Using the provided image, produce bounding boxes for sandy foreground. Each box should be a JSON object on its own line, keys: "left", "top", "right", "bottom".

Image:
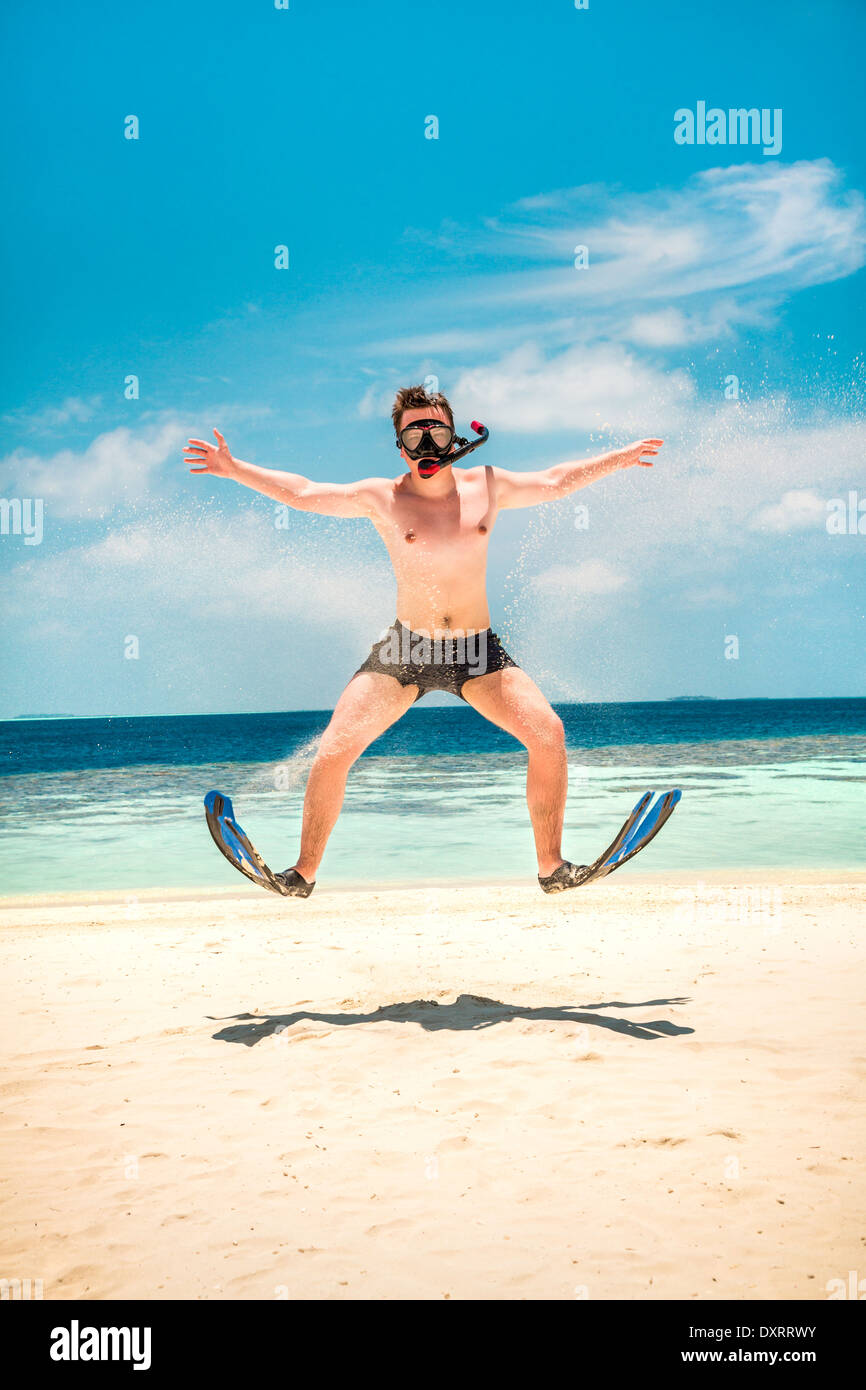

{"left": 1, "top": 872, "right": 864, "bottom": 1302}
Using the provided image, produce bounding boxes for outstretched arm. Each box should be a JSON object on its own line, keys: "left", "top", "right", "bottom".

{"left": 184, "top": 429, "right": 383, "bottom": 518}
{"left": 494, "top": 438, "right": 664, "bottom": 510}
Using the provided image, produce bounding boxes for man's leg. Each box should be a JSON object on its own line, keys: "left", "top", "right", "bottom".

{"left": 292, "top": 672, "right": 418, "bottom": 881}
{"left": 461, "top": 666, "right": 567, "bottom": 878}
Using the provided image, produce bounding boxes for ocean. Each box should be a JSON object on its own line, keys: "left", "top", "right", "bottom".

{"left": 1, "top": 698, "right": 864, "bottom": 895}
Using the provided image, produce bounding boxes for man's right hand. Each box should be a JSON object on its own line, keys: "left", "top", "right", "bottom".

{"left": 184, "top": 428, "right": 237, "bottom": 478}
{"left": 184, "top": 433, "right": 384, "bottom": 518}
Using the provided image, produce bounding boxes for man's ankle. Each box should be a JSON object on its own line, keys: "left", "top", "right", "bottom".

{"left": 538, "top": 857, "right": 565, "bottom": 879}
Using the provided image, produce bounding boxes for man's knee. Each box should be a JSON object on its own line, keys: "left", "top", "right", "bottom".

{"left": 520, "top": 707, "right": 565, "bottom": 753}
{"left": 312, "top": 676, "right": 413, "bottom": 771}
{"left": 316, "top": 703, "right": 396, "bottom": 767}
{"left": 315, "top": 723, "right": 368, "bottom": 769}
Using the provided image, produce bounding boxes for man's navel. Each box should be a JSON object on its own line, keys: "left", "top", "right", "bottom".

{"left": 404, "top": 530, "right": 416, "bottom": 543}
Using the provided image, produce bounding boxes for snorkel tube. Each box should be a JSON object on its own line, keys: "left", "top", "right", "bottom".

{"left": 450, "top": 421, "right": 489, "bottom": 464}
{"left": 415, "top": 421, "right": 490, "bottom": 479}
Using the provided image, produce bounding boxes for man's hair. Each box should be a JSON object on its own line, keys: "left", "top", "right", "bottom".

{"left": 391, "top": 384, "right": 455, "bottom": 436}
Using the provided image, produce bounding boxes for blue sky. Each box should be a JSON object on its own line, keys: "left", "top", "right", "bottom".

{"left": 1, "top": 0, "right": 864, "bottom": 716}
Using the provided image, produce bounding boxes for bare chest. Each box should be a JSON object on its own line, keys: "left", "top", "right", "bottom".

{"left": 376, "top": 476, "right": 496, "bottom": 554}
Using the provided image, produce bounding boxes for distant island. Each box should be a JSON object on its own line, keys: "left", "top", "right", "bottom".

{"left": 12, "top": 713, "right": 80, "bottom": 720}
{"left": 666, "top": 696, "right": 719, "bottom": 702}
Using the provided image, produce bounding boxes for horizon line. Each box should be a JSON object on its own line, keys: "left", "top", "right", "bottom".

{"left": 4, "top": 692, "right": 866, "bottom": 724}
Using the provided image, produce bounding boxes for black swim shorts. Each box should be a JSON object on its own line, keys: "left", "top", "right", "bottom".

{"left": 354, "top": 619, "right": 518, "bottom": 701}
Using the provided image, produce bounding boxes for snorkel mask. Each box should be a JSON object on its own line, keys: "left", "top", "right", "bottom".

{"left": 396, "top": 418, "right": 489, "bottom": 479}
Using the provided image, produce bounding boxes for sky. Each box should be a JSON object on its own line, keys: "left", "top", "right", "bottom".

{"left": 1, "top": 0, "right": 864, "bottom": 716}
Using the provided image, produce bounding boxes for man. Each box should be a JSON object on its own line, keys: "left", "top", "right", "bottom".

{"left": 186, "top": 385, "right": 663, "bottom": 895}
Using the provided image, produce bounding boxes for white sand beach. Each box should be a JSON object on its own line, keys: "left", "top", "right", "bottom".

{"left": 1, "top": 872, "right": 864, "bottom": 1301}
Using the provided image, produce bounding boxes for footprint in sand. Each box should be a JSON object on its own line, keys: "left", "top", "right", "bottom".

{"left": 618, "top": 1136, "right": 689, "bottom": 1148}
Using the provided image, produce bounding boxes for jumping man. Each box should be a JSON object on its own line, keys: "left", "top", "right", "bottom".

{"left": 186, "top": 385, "right": 667, "bottom": 896}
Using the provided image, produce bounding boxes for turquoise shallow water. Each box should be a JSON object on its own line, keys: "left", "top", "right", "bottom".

{"left": 1, "top": 711, "right": 864, "bottom": 894}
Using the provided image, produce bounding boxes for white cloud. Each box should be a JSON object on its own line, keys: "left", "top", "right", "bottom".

{"left": 1, "top": 403, "right": 279, "bottom": 520}
{"left": 358, "top": 383, "right": 395, "bottom": 421}
{"left": 1, "top": 509, "right": 398, "bottom": 714}
{"left": 624, "top": 309, "right": 692, "bottom": 347}
{"left": 692, "top": 414, "right": 866, "bottom": 497}
{"left": 1, "top": 421, "right": 184, "bottom": 520}
{"left": 531, "top": 559, "right": 629, "bottom": 596}
{"left": 6, "top": 510, "right": 395, "bottom": 643}
{"left": 452, "top": 341, "right": 694, "bottom": 432}
{"left": 748, "top": 488, "right": 829, "bottom": 533}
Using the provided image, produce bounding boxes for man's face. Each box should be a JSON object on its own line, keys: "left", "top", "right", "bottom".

{"left": 397, "top": 405, "right": 455, "bottom": 480}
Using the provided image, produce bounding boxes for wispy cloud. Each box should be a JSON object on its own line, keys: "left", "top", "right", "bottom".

{"left": 0, "top": 396, "right": 103, "bottom": 433}
{"left": 367, "top": 160, "right": 865, "bottom": 369}
{"left": 355, "top": 160, "right": 866, "bottom": 440}
{"left": 462, "top": 160, "right": 866, "bottom": 319}
{"left": 682, "top": 584, "right": 739, "bottom": 607}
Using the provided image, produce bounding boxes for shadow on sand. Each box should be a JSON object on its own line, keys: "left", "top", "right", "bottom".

{"left": 208, "top": 993, "right": 694, "bottom": 1046}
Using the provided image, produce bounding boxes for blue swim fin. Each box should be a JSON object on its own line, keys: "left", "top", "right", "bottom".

{"left": 538, "top": 789, "right": 681, "bottom": 892}
{"left": 588, "top": 790, "right": 653, "bottom": 867}
{"left": 204, "top": 790, "right": 289, "bottom": 896}
{"left": 584, "top": 789, "right": 682, "bottom": 882}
